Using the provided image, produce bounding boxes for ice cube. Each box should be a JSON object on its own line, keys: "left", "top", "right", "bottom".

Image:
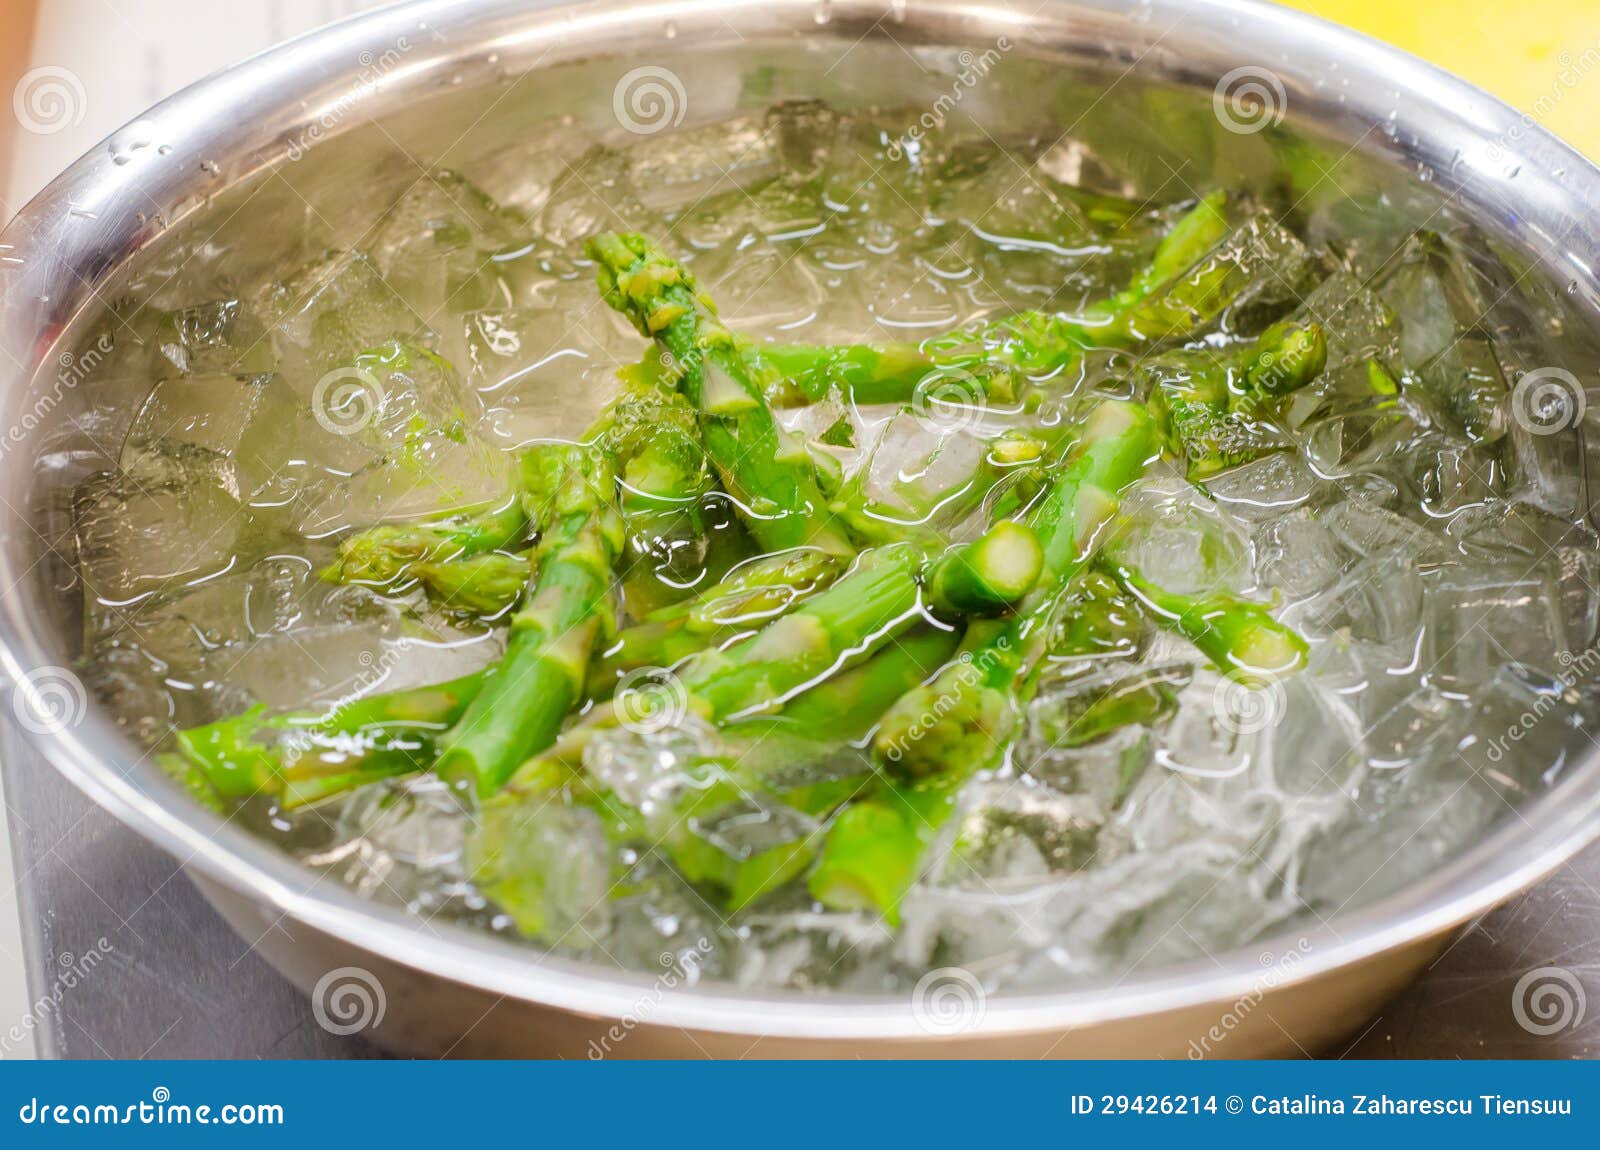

{"left": 1018, "top": 722, "right": 1155, "bottom": 812}
{"left": 471, "top": 798, "right": 614, "bottom": 947}
{"left": 733, "top": 910, "right": 894, "bottom": 991}
{"left": 537, "top": 146, "right": 656, "bottom": 247}
{"left": 1422, "top": 565, "right": 1566, "bottom": 684}
{"left": 316, "top": 776, "right": 471, "bottom": 912}
{"left": 1032, "top": 840, "right": 1293, "bottom": 978}
{"left": 1291, "top": 556, "right": 1424, "bottom": 646}
{"left": 261, "top": 250, "right": 426, "bottom": 372}
{"left": 581, "top": 715, "right": 724, "bottom": 822}
{"left": 1455, "top": 663, "right": 1589, "bottom": 798}
{"left": 1256, "top": 508, "right": 1347, "bottom": 599}
{"left": 366, "top": 169, "right": 531, "bottom": 320}
{"left": 1319, "top": 497, "right": 1448, "bottom": 563}
{"left": 1115, "top": 477, "right": 1252, "bottom": 595}
{"left": 601, "top": 856, "right": 730, "bottom": 981}
{"left": 932, "top": 778, "right": 1111, "bottom": 887}
{"left": 1148, "top": 671, "right": 1271, "bottom": 784}
{"left": 625, "top": 114, "right": 779, "bottom": 212}
{"left": 1268, "top": 674, "right": 1367, "bottom": 797}
{"left": 289, "top": 343, "right": 506, "bottom": 533}
{"left": 860, "top": 411, "right": 991, "bottom": 524}
{"left": 1203, "top": 452, "right": 1323, "bottom": 520}
{"left": 74, "top": 460, "right": 244, "bottom": 604}
{"left": 121, "top": 371, "right": 350, "bottom": 507}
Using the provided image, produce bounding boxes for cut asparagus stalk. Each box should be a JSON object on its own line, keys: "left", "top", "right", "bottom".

{"left": 324, "top": 496, "right": 530, "bottom": 586}
{"left": 1101, "top": 558, "right": 1309, "bottom": 683}
{"left": 587, "top": 232, "right": 855, "bottom": 556}
{"left": 924, "top": 520, "right": 1044, "bottom": 616}
{"left": 808, "top": 773, "right": 964, "bottom": 926}
{"left": 435, "top": 443, "right": 624, "bottom": 796}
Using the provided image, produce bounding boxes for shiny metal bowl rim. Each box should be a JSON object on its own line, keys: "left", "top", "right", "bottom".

{"left": 4, "top": 0, "right": 1600, "bottom": 1041}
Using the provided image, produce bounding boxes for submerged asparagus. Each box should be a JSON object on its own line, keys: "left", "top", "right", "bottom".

{"left": 166, "top": 671, "right": 486, "bottom": 809}
{"left": 589, "top": 547, "right": 847, "bottom": 692}
{"left": 754, "top": 192, "right": 1233, "bottom": 407}
{"left": 1151, "top": 319, "right": 1328, "bottom": 481}
{"left": 811, "top": 400, "right": 1163, "bottom": 920}
{"left": 434, "top": 444, "right": 624, "bottom": 796}
{"left": 588, "top": 232, "right": 855, "bottom": 556}
{"left": 1102, "top": 558, "right": 1308, "bottom": 683}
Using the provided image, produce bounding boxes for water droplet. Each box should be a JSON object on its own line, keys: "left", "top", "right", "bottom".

{"left": 814, "top": 0, "right": 833, "bottom": 25}
{"left": 108, "top": 120, "right": 158, "bottom": 165}
{"left": 1505, "top": 164, "right": 1521, "bottom": 179}
{"left": 663, "top": 19, "right": 677, "bottom": 38}
{"left": 157, "top": 144, "right": 172, "bottom": 156}
{"left": 200, "top": 159, "right": 220, "bottom": 176}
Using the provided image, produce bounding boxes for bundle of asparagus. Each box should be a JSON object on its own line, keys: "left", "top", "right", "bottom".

{"left": 162, "top": 190, "right": 1329, "bottom": 943}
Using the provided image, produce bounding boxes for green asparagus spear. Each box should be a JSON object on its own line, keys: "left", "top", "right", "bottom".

{"left": 678, "top": 543, "right": 926, "bottom": 721}
{"left": 587, "top": 232, "right": 855, "bottom": 556}
{"left": 923, "top": 520, "right": 1044, "bottom": 616}
{"left": 323, "top": 496, "right": 530, "bottom": 586}
{"left": 435, "top": 443, "right": 624, "bottom": 796}
{"left": 589, "top": 547, "right": 846, "bottom": 692}
{"left": 1101, "top": 559, "right": 1308, "bottom": 683}
{"left": 813, "top": 401, "right": 1162, "bottom": 919}
{"left": 753, "top": 192, "right": 1233, "bottom": 406}
{"left": 413, "top": 551, "right": 531, "bottom": 615}
{"left": 167, "top": 670, "right": 486, "bottom": 809}
{"left": 1151, "top": 319, "right": 1328, "bottom": 481}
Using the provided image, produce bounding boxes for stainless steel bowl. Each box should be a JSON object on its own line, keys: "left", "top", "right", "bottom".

{"left": 5, "top": 0, "right": 1600, "bottom": 1058}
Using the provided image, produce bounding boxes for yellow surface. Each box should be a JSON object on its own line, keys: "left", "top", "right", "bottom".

{"left": 1279, "top": 0, "right": 1600, "bottom": 157}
